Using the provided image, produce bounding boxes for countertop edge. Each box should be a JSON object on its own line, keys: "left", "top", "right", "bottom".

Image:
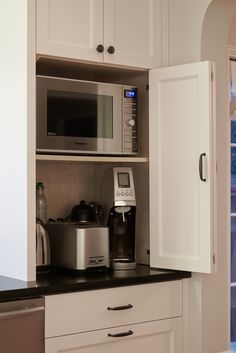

{"left": 0, "top": 268, "right": 191, "bottom": 301}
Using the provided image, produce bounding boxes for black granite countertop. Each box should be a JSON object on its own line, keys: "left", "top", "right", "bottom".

{"left": 0, "top": 265, "right": 191, "bottom": 301}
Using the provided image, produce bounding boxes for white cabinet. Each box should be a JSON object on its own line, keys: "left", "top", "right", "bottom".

{"left": 37, "top": 0, "right": 161, "bottom": 69}
{"left": 102, "top": 0, "right": 161, "bottom": 68}
{"left": 45, "top": 281, "right": 183, "bottom": 353}
{"left": 35, "top": 60, "right": 217, "bottom": 275}
{"left": 149, "top": 61, "right": 216, "bottom": 273}
{"left": 37, "top": 0, "right": 103, "bottom": 63}
{"left": 45, "top": 318, "right": 182, "bottom": 353}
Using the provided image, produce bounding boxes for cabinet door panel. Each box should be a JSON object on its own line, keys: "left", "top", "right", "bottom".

{"left": 149, "top": 61, "right": 216, "bottom": 273}
{"left": 45, "top": 318, "right": 182, "bottom": 353}
{"left": 37, "top": 0, "right": 103, "bottom": 62}
{"left": 104, "top": 0, "right": 161, "bottom": 69}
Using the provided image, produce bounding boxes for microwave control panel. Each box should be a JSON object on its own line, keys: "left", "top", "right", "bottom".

{"left": 122, "top": 86, "right": 138, "bottom": 154}
{"left": 113, "top": 167, "right": 136, "bottom": 207}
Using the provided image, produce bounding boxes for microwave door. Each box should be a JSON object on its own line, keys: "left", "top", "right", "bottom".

{"left": 37, "top": 76, "right": 123, "bottom": 155}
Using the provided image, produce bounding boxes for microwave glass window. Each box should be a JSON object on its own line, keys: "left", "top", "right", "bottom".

{"left": 118, "top": 172, "right": 130, "bottom": 188}
{"left": 47, "top": 90, "right": 113, "bottom": 138}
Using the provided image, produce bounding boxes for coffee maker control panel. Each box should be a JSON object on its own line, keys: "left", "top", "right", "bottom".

{"left": 113, "top": 167, "right": 136, "bottom": 206}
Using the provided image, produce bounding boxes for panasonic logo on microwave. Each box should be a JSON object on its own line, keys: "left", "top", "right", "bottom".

{"left": 75, "top": 142, "right": 88, "bottom": 146}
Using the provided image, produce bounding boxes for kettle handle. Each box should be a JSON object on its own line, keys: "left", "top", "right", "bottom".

{"left": 36, "top": 223, "right": 50, "bottom": 265}
{"left": 36, "top": 223, "right": 43, "bottom": 265}
{"left": 41, "top": 227, "right": 50, "bottom": 264}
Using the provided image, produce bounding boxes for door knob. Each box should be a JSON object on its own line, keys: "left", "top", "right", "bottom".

{"left": 96, "top": 44, "right": 104, "bottom": 53}
{"left": 107, "top": 45, "right": 115, "bottom": 54}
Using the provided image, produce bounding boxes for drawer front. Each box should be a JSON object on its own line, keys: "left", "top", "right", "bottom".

{"left": 45, "top": 317, "right": 183, "bottom": 353}
{"left": 45, "top": 281, "right": 182, "bottom": 338}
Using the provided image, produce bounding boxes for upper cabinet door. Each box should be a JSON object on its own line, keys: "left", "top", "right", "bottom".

{"left": 36, "top": 0, "right": 162, "bottom": 69}
{"left": 149, "top": 61, "right": 216, "bottom": 273}
{"left": 37, "top": 0, "right": 104, "bottom": 62}
{"left": 103, "top": 0, "right": 161, "bottom": 69}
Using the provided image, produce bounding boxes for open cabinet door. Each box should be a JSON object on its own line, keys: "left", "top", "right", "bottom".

{"left": 149, "top": 61, "right": 216, "bottom": 273}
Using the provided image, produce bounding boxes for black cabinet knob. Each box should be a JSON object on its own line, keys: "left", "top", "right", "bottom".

{"left": 96, "top": 44, "right": 104, "bottom": 53}
{"left": 107, "top": 45, "right": 115, "bottom": 54}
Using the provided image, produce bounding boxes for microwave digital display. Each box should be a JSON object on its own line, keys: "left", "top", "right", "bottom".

{"left": 124, "top": 90, "right": 137, "bottom": 99}
{"left": 47, "top": 90, "right": 113, "bottom": 139}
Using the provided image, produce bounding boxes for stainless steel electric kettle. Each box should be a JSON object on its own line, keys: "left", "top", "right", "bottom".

{"left": 36, "top": 219, "right": 51, "bottom": 267}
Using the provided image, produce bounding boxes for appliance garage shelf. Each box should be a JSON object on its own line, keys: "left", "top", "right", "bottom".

{"left": 36, "top": 154, "right": 149, "bottom": 163}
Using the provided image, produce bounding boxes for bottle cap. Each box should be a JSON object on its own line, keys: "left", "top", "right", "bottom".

{"left": 36, "top": 182, "right": 44, "bottom": 190}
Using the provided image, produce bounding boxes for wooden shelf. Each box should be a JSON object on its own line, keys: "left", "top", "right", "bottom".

{"left": 36, "top": 154, "right": 149, "bottom": 163}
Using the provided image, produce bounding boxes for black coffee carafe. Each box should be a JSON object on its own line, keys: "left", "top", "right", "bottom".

{"left": 108, "top": 206, "right": 136, "bottom": 269}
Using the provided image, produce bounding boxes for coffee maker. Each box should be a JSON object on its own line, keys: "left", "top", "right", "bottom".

{"left": 107, "top": 167, "right": 136, "bottom": 270}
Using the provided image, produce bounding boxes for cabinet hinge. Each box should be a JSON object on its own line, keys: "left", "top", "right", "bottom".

{"left": 213, "top": 253, "right": 216, "bottom": 265}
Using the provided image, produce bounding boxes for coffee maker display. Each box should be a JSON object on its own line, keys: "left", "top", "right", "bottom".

{"left": 107, "top": 167, "right": 136, "bottom": 270}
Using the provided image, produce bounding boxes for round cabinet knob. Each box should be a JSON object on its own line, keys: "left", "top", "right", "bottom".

{"left": 96, "top": 44, "right": 104, "bottom": 53}
{"left": 107, "top": 45, "right": 115, "bottom": 54}
{"left": 127, "top": 119, "right": 135, "bottom": 127}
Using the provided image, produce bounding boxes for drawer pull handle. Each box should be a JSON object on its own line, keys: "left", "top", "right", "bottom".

{"left": 107, "top": 304, "right": 133, "bottom": 311}
{"left": 108, "top": 330, "right": 134, "bottom": 338}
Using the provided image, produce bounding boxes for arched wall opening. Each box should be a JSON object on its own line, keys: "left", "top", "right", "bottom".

{"left": 200, "top": 1, "right": 236, "bottom": 351}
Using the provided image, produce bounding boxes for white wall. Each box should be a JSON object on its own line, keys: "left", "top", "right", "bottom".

{"left": 0, "top": 0, "right": 36, "bottom": 280}
{"left": 228, "top": 12, "right": 236, "bottom": 47}
{"left": 167, "top": 0, "right": 236, "bottom": 352}
{"left": 167, "top": 0, "right": 211, "bottom": 66}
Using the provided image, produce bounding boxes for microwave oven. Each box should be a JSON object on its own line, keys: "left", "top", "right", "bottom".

{"left": 36, "top": 75, "right": 138, "bottom": 155}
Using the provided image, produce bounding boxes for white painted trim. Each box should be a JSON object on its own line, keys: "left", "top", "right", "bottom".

{"left": 36, "top": 155, "right": 148, "bottom": 163}
{"left": 182, "top": 279, "right": 190, "bottom": 353}
{"left": 161, "top": 0, "right": 169, "bottom": 67}
{"left": 228, "top": 45, "right": 235, "bottom": 350}
{"left": 27, "top": 0, "right": 36, "bottom": 281}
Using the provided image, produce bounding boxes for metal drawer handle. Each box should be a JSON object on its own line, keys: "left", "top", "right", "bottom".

{"left": 108, "top": 330, "right": 134, "bottom": 338}
{"left": 199, "top": 153, "right": 207, "bottom": 182}
{"left": 107, "top": 304, "right": 133, "bottom": 311}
